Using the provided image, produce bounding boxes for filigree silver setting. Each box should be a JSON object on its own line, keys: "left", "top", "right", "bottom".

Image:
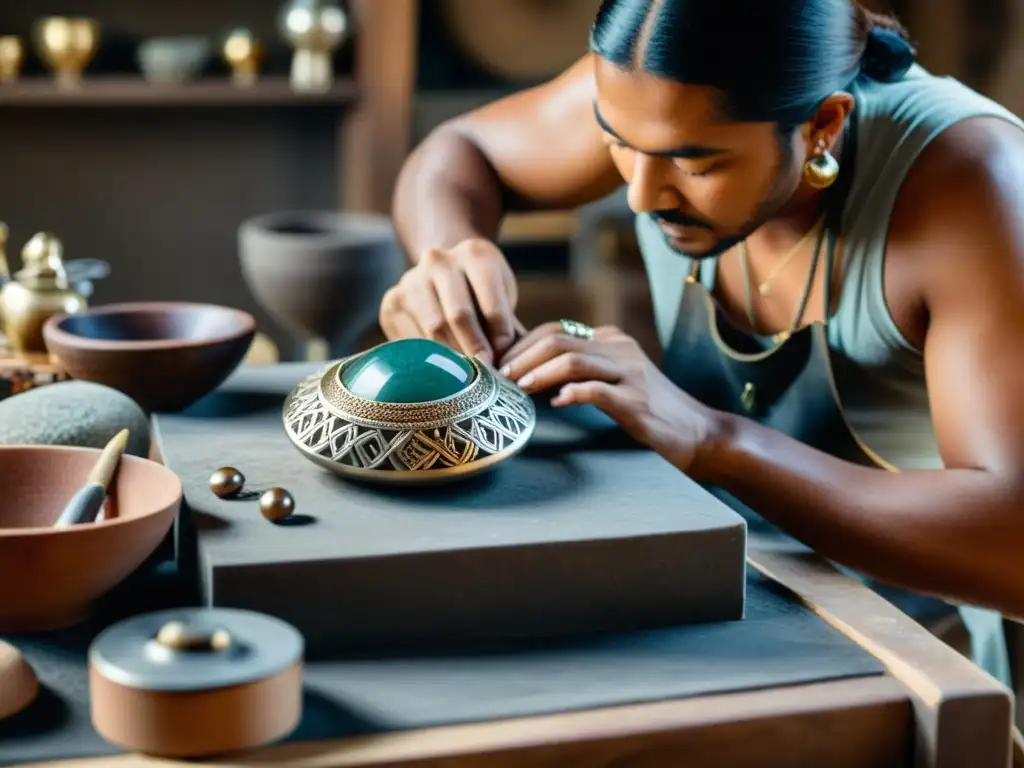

{"left": 282, "top": 353, "right": 536, "bottom": 484}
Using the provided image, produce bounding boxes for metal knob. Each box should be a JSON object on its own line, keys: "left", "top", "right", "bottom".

{"left": 156, "top": 621, "right": 232, "bottom": 652}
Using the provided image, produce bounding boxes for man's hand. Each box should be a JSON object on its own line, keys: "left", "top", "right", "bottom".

{"left": 379, "top": 238, "right": 520, "bottom": 366}
{"left": 498, "top": 322, "right": 723, "bottom": 476}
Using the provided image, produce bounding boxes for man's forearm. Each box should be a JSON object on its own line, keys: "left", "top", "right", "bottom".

{"left": 698, "top": 413, "right": 1024, "bottom": 619}
{"left": 392, "top": 127, "right": 507, "bottom": 262}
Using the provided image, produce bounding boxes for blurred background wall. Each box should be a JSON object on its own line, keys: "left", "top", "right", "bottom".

{"left": 0, "top": 0, "right": 1019, "bottom": 360}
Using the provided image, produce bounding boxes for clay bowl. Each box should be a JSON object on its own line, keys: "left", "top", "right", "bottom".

{"left": 43, "top": 302, "right": 256, "bottom": 413}
{"left": 238, "top": 210, "right": 404, "bottom": 356}
{"left": 0, "top": 445, "right": 181, "bottom": 634}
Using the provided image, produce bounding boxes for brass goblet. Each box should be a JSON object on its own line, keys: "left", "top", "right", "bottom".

{"left": 221, "top": 29, "right": 264, "bottom": 87}
{"left": 0, "top": 36, "right": 24, "bottom": 83}
{"left": 33, "top": 17, "right": 100, "bottom": 89}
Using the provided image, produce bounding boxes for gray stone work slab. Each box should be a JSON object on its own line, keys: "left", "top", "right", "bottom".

{"left": 153, "top": 363, "right": 747, "bottom": 654}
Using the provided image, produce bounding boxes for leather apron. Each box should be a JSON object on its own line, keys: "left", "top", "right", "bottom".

{"left": 649, "top": 140, "right": 1010, "bottom": 684}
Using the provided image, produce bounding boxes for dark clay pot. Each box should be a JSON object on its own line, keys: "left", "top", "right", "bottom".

{"left": 238, "top": 211, "right": 405, "bottom": 356}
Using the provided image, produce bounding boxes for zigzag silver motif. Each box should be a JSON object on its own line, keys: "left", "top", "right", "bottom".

{"left": 282, "top": 359, "right": 535, "bottom": 477}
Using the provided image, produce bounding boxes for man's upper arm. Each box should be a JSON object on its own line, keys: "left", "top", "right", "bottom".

{"left": 445, "top": 54, "right": 623, "bottom": 211}
{"left": 906, "top": 118, "right": 1024, "bottom": 481}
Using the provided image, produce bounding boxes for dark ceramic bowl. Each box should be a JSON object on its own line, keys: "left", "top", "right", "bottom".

{"left": 43, "top": 302, "right": 256, "bottom": 413}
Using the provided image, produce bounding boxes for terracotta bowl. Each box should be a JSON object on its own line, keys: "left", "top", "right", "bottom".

{"left": 0, "top": 445, "right": 181, "bottom": 634}
{"left": 43, "top": 302, "right": 256, "bottom": 413}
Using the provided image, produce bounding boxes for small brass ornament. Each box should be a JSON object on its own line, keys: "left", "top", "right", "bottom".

{"left": 221, "top": 28, "right": 263, "bottom": 87}
{"left": 0, "top": 36, "right": 23, "bottom": 83}
{"left": 209, "top": 466, "right": 245, "bottom": 498}
{"left": 0, "top": 232, "right": 87, "bottom": 355}
{"left": 259, "top": 487, "right": 295, "bottom": 522}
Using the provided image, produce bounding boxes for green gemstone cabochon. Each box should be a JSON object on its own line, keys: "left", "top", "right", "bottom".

{"left": 340, "top": 338, "right": 476, "bottom": 404}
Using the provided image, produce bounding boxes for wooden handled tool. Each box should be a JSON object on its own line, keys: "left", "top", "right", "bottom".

{"left": 53, "top": 429, "right": 130, "bottom": 528}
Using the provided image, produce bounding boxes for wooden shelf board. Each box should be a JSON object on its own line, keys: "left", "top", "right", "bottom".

{"left": 499, "top": 211, "right": 578, "bottom": 243}
{"left": 0, "top": 77, "right": 359, "bottom": 107}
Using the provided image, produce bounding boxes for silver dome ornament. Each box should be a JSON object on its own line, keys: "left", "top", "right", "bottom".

{"left": 282, "top": 338, "right": 536, "bottom": 484}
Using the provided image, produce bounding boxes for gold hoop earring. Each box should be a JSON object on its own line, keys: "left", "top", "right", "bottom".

{"left": 804, "top": 138, "right": 839, "bottom": 189}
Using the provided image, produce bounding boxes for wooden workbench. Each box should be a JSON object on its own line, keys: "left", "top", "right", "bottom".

{"left": 0, "top": 348, "right": 1013, "bottom": 767}
{"left": 15, "top": 539, "right": 1013, "bottom": 768}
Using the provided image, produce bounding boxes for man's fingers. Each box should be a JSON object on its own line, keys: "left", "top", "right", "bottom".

{"left": 463, "top": 258, "right": 517, "bottom": 360}
{"left": 552, "top": 380, "right": 631, "bottom": 421}
{"left": 379, "top": 289, "right": 427, "bottom": 341}
{"left": 515, "top": 351, "right": 622, "bottom": 394}
{"left": 498, "top": 321, "right": 564, "bottom": 369}
{"left": 429, "top": 257, "right": 494, "bottom": 363}
{"left": 399, "top": 275, "right": 458, "bottom": 348}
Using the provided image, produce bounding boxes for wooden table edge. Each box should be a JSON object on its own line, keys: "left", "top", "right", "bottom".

{"left": 748, "top": 546, "right": 1014, "bottom": 768}
{"left": 21, "top": 676, "right": 911, "bottom": 768}
{"left": 18, "top": 545, "right": 1009, "bottom": 768}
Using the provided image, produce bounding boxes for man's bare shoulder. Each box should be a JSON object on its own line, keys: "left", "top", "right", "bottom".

{"left": 889, "top": 115, "right": 1024, "bottom": 255}
{"left": 885, "top": 115, "right": 1024, "bottom": 335}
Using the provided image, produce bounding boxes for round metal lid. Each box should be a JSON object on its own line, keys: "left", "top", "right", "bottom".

{"left": 89, "top": 608, "right": 304, "bottom": 692}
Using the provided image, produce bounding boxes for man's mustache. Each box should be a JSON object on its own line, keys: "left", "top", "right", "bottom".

{"left": 651, "top": 210, "right": 714, "bottom": 230}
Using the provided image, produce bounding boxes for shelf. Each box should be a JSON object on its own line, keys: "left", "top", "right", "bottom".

{"left": 0, "top": 77, "right": 359, "bottom": 108}
{"left": 499, "top": 211, "right": 578, "bottom": 243}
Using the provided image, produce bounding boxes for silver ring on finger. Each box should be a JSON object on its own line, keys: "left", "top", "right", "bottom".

{"left": 560, "top": 318, "right": 595, "bottom": 341}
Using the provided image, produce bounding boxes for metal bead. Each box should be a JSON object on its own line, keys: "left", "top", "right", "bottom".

{"left": 259, "top": 487, "right": 295, "bottom": 522}
{"left": 209, "top": 467, "right": 245, "bottom": 498}
{"left": 156, "top": 621, "right": 232, "bottom": 652}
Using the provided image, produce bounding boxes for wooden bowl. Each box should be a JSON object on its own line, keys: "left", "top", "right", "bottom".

{"left": 0, "top": 445, "right": 181, "bottom": 634}
{"left": 43, "top": 302, "right": 256, "bottom": 413}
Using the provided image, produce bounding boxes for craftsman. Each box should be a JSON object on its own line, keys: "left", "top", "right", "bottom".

{"left": 380, "top": 0, "right": 1024, "bottom": 683}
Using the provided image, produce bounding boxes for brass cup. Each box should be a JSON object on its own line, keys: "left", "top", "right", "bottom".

{"left": 221, "top": 29, "right": 264, "bottom": 87}
{"left": 33, "top": 17, "right": 100, "bottom": 89}
{"left": 0, "top": 36, "right": 24, "bottom": 83}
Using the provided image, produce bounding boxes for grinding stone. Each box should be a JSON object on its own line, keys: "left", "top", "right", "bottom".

{"left": 0, "top": 381, "right": 150, "bottom": 457}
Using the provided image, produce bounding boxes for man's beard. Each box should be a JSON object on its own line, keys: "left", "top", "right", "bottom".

{"left": 651, "top": 187, "right": 786, "bottom": 260}
{"left": 653, "top": 142, "right": 798, "bottom": 260}
{"left": 650, "top": 210, "right": 755, "bottom": 259}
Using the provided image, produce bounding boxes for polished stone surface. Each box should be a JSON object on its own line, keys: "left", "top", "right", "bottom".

{"left": 341, "top": 339, "right": 475, "bottom": 404}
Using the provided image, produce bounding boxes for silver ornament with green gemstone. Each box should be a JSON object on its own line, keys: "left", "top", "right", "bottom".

{"left": 282, "top": 339, "right": 536, "bottom": 484}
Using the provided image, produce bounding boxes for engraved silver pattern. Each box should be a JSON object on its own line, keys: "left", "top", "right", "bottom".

{"left": 282, "top": 355, "right": 535, "bottom": 481}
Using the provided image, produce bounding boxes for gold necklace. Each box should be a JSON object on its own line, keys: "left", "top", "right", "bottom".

{"left": 741, "top": 214, "right": 826, "bottom": 298}
{"left": 739, "top": 223, "right": 827, "bottom": 343}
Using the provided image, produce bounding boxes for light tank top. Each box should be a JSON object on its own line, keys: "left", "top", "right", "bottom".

{"left": 641, "top": 64, "right": 1024, "bottom": 470}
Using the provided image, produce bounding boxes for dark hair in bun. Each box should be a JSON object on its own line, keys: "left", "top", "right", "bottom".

{"left": 855, "top": 5, "right": 917, "bottom": 83}
{"left": 590, "top": 0, "right": 916, "bottom": 125}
